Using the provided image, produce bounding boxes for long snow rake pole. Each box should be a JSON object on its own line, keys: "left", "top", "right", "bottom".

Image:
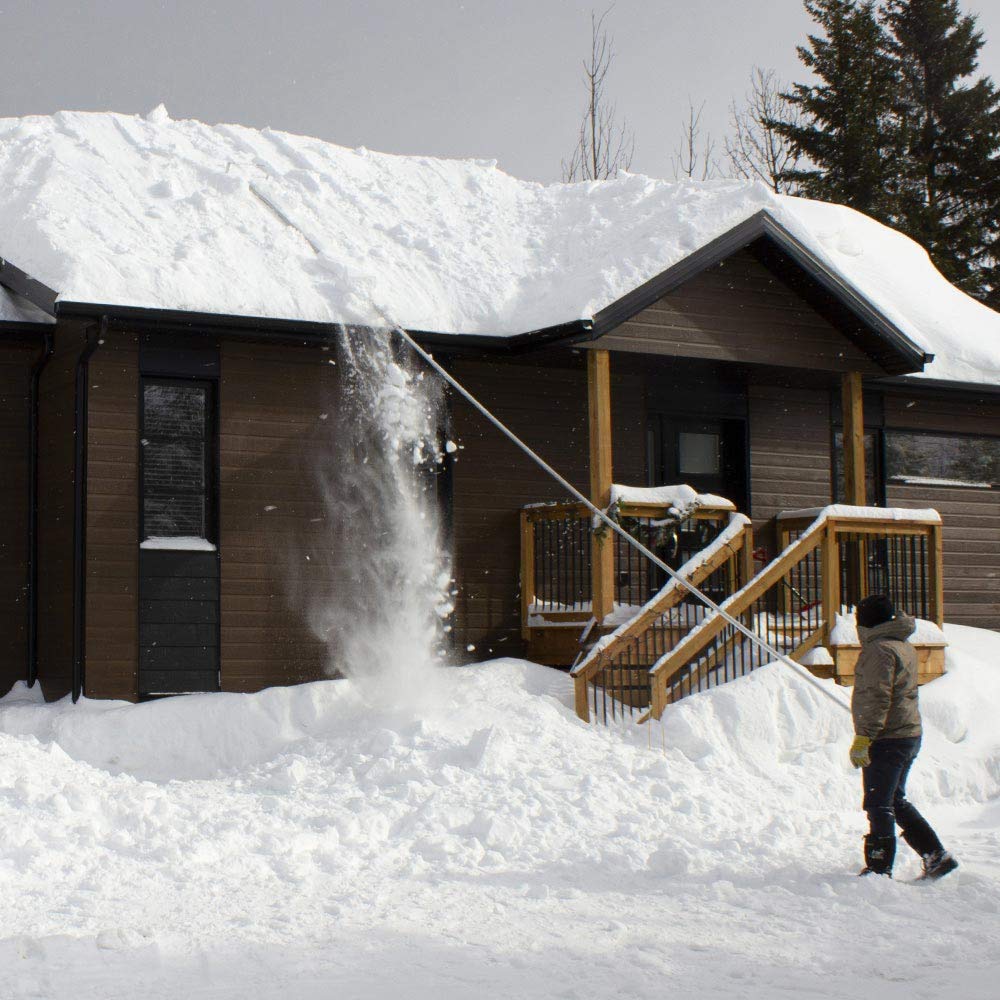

{"left": 384, "top": 321, "right": 851, "bottom": 715}
{"left": 244, "top": 181, "right": 848, "bottom": 714}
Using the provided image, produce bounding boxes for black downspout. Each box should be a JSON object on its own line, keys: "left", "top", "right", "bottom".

{"left": 72, "top": 319, "right": 105, "bottom": 703}
{"left": 26, "top": 330, "right": 54, "bottom": 687}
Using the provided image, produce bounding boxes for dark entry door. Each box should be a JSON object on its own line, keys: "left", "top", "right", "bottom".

{"left": 647, "top": 415, "right": 748, "bottom": 512}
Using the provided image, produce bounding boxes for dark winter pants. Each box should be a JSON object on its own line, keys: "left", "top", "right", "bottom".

{"left": 862, "top": 737, "right": 943, "bottom": 855}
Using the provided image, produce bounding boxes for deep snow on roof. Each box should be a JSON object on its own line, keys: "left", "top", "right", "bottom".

{"left": 0, "top": 107, "right": 998, "bottom": 385}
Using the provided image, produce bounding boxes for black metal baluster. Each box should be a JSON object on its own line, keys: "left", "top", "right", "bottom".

{"left": 920, "top": 535, "right": 928, "bottom": 619}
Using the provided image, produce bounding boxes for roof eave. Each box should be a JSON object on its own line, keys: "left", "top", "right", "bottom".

{"left": 584, "top": 209, "right": 930, "bottom": 377}
{"left": 0, "top": 258, "right": 58, "bottom": 316}
{"left": 52, "top": 299, "right": 592, "bottom": 354}
{"left": 878, "top": 373, "right": 1000, "bottom": 396}
{"left": 757, "top": 213, "right": 929, "bottom": 376}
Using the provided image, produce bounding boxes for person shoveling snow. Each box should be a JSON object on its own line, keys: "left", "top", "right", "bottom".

{"left": 850, "top": 594, "right": 959, "bottom": 881}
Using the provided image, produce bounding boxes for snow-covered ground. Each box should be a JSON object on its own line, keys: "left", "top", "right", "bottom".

{"left": 1, "top": 625, "right": 998, "bottom": 999}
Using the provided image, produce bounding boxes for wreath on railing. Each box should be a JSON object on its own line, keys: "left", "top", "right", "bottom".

{"left": 599, "top": 499, "right": 720, "bottom": 569}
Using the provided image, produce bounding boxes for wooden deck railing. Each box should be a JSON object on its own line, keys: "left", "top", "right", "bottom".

{"left": 564, "top": 506, "right": 944, "bottom": 725}
{"left": 520, "top": 499, "right": 735, "bottom": 631}
{"left": 777, "top": 510, "right": 944, "bottom": 630}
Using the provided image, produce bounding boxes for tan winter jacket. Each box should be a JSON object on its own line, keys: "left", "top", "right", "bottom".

{"left": 851, "top": 614, "right": 922, "bottom": 741}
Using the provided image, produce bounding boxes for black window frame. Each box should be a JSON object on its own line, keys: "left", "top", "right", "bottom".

{"left": 832, "top": 428, "right": 886, "bottom": 506}
{"left": 139, "top": 376, "right": 219, "bottom": 545}
{"left": 882, "top": 426, "right": 1000, "bottom": 492}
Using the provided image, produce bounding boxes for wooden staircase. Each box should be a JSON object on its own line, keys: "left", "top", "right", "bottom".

{"left": 570, "top": 513, "right": 753, "bottom": 722}
{"left": 569, "top": 507, "right": 945, "bottom": 725}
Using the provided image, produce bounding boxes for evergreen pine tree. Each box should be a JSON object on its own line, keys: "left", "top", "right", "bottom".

{"left": 882, "top": 0, "right": 1000, "bottom": 302}
{"left": 773, "top": 0, "right": 897, "bottom": 218}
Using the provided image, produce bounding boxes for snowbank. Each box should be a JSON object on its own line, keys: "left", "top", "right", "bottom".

{"left": 828, "top": 611, "right": 947, "bottom": 646}
{"left": 0, "top": 109, "right": 998, "bottom": 385}
{"left": 0, "top": 625, "right": 999, "bottom": 997}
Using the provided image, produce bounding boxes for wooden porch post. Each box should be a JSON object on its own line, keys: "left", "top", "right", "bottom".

{"left": 821, "top": 523, "right": 841, "bottom": 645}
{"left": 519, "top": 509, "right": 535, "bottom": 640}
{"left": 588, "top": 350, "right": 614, "bottom": 623}
{"left": 929, "top": 522, "right": 946, "bottom": 628}
{"left": 841, "top": 372, "right": 866, "bottom": 506}
{"left": 841, "top": 372, "right": 867, "bottom": 606}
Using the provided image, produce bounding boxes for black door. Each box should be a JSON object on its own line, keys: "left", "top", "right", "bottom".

{"left": 647, "top": 414, "right": 748, "bottom": 513}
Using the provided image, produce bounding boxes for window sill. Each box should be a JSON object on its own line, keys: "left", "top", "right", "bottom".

{"left": 140, "top": 537, "right": 217, "bottom": 552}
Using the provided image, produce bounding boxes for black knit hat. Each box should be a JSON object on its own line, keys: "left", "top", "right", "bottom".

{"left": 856, "top": 594, "right": 895, "bottom": 629}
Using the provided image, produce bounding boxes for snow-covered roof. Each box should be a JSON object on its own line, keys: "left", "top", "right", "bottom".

{"left": 0, "top": 108, "right": 998, "bottom": 385}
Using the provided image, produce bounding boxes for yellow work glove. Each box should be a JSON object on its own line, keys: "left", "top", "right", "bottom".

{"left": 849, "top": 735, "right": 872, "bottom": 769}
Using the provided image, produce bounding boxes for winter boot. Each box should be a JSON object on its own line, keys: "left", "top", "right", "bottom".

{"left": 898, "top": 810, "right": 944, "bottom": 859}
{"left": 915, "top": 850, "right": 958, "bottom": 882}
{"left": 859, "top": 835, "right": 896, "bottom": 876}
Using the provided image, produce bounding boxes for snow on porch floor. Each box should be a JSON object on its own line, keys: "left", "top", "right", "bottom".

{"left": 1, "top": 625, "right": 999, "bottom": 999}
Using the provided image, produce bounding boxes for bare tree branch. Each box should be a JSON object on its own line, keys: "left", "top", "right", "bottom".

{"left": 670, "top": 99, "right": 722, "bottom": 181}
{"left": 562, "top": 7, "right": 635, "bottom": 182}
{"left": 724, "top": 67, "right": 803, "bottom": 193}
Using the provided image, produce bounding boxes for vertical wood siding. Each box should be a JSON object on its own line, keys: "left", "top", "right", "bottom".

{"left": 219, "top": 341, "right": 337, "bottom": 691}
{"left": 0, "top": 344, "right": 34, "bottom": 693}
{"left": 86, "top": 333, "right": 139, "bottom": 700}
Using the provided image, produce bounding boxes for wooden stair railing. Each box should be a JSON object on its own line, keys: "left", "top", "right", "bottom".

{"left": 572, "top": 514, "right": 754, "bottom": 722}
{"left": 645, "top": 516, "right": 829, "bottom": 721}
{"left": 642, "top": 508, "right": 944, "bottom": 721}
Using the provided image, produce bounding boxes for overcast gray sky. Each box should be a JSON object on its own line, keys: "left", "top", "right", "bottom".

{"left": 2, "top": 0, "right": 999, "bottom": 183}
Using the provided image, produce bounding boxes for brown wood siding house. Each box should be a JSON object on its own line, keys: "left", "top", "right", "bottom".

{"left": 1, "top": 209, "right": 999, "bottom": 702}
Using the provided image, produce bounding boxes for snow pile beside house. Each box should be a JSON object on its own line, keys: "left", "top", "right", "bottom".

{"left": 0, "top": 109, "right": 998, "bottom": 385}
{"left": 828, "top": 611, "right": 947, "bottom": 646}
{"left": 0, "top": 625, "right": 999, "bottom": 997}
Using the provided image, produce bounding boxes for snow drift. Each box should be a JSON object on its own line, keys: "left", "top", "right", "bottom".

{"left": 0, "top": 624, "right": 998, "bottom": 999}
{"left": 0, "top": 108, "right": 998, "bottom": 385}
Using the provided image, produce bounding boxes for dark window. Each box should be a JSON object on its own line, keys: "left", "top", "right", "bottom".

{"left": 678, "top": 431, "right": 721, "bottom": 476}
{"left": 833, "top": 431, "right": 881, "bottom": 505}
{"left": 141, "top": 380, "right": 214, "bottom": 540}
{"left": 886, "top": 431, "right": 1000, "bottom": 489}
